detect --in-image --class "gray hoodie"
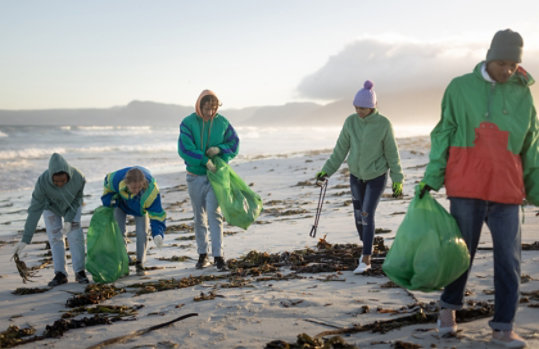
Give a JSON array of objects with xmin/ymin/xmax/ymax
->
[{"xmin": 22, "ymin": 153, "xmax": 86, "ymax": 243}]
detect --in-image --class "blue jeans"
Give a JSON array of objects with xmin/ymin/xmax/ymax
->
[
  {"xmin": 43, "ymin": 208, "xmax": 85, "ymax": 277},
  {"xmin": 187, "ymin": 174, "xmax": 224, "ymax": 257},
  {"xmin": 114, "ymin": 207, "xmax": 148, "ymax": 264},
  {"xmin": 350, "ymin": 173, "xmax": 387, "ymax": 256},
  {"xmin": 440, "ymin": 198, "xmax": 521, "ymax": 331}
]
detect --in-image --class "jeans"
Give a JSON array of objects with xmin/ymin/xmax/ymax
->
[
  {"xmin": 187, "ymin": 173, "xmax": 224, "ymax": 257},
  {"xmin": 349, "ymin": 173, "xmax": 387, "ymax": 256},
  {"xmin": 43, "ymin": 208, "xmax": 85, "ymax": 277},
  {"xmin": 440, "ymin": 198, "xmax": 521, "ymax": 331},
  {"xmin": 114, "ymin": 207, "xmax": 148, "ymax": 264}
]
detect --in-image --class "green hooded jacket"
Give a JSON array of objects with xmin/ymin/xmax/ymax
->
[
  {"xmin": 423, "ymin": 62, "xmax": 538, "ymax": 205},
  {"xmin": 22, "ymin": 153, "xmax": 86, "ymax": 243},
  {"xmin": 322, "ymin": 110, "xmax": 404, "ymax": 183},
  {"xmin": 178, "ymin": 90, "xmax": 239, "ymax": 175}
]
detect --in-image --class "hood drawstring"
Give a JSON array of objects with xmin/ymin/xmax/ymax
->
[{"xmin": 199, "ymin": 117, "xmax": 214, "ymax": 152}]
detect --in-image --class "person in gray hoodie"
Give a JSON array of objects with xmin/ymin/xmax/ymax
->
[{"xmin": 12, "ymin": 153, "xmax": 88, "ymax": 286}]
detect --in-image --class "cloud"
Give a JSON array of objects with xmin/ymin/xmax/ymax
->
[{"xmin": 296, "ymin": 38, "xmax": 538, "ymax": 101}]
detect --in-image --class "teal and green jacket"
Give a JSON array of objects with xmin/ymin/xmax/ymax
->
[
  {"xmin": 423, "ymin": 62, "xmax": 538, "ymax": 205},
  {"xmin": 101, "ymin": 166, "xmax": 166, "ymax": 238},
  {"xmin": 23, "ymin": 153, "xmax": 86, "ymax": 243},
  {"xmin": 322, "ymin": 110, "xmax": 404, "ymax": 183},
  {"xmin": 178, "ymin": 91, "xmax": 239, "ymax": 175}
]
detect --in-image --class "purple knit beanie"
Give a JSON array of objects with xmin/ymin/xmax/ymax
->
[{"xmin": 353, "ymin": 80, "xmax": 377, "ymax": 108}]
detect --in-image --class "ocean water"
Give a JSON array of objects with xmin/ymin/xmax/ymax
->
[{"xmin": 0, "ymin": 123, "xmax": 431, "ymax": 238}]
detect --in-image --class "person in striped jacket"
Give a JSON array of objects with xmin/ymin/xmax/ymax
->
[{"xmin": 101, "ymin": 166, "xmax": 166, "ymax": 276}]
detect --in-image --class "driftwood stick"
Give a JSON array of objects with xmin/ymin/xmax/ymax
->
[{"xmin": 86, "ymin": 312, "xmax": 198, "ymax": 349}]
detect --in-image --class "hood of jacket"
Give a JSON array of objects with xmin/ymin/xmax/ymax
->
[
  {"xmin": 48, "ymin": 153, "xmax": 74, "ymax": 182},
  {"xmin": 195, "ymin": 89, "xmax": 219, "ymax": 121}
]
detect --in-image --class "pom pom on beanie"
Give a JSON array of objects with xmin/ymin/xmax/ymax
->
[{"xmin": 353, "ymin": 80, "xmax": 377, "ymax": 108}]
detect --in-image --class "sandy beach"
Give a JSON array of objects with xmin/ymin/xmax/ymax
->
[{"xmin": 1, "ymin": 135, "xmax": 538, "ymax": 349}]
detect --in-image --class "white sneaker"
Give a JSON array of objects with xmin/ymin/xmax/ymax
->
[
  {"xmin": 437, "ymin": 308, "xmax": 457, "ymax": 336},
  {"xmin": 353, "ymin": 256, "xmax": 371, "ymax": 274},
  {"xmin": 491, "ymin": 330, "xmax": 527, "ymax": 348}
]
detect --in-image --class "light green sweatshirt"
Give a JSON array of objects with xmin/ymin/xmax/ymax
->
[
  {"xmin": 322, "ymin": 111, "xmax": 404, "ymax": 183},
  {"xmin": 22, "ymin": 153, "xmax": 86, "ymax": 243}
]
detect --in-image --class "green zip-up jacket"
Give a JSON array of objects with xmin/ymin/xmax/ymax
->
[
  {"xmin": 22, "ymin": 153, "xmax": 86, "ymax": 243},
  {"xmin": 178, "ymin": 91, "xmax": 239, "ymax": 175},
  {"xmin": 423, "ymin": 62, "xmax": 538, "ymax": 205},
  {"xmin": 322, "ymin": 110, "xmax": 404, "ymax": 183}
]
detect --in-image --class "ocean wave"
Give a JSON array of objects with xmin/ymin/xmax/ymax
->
[
  {"xmin": 0, "ymin": 143, "xmax": 176, "ymax": 161},
  {"xmin": 0, "ymin": 130, "xmax": 7, "ymax": 138}
]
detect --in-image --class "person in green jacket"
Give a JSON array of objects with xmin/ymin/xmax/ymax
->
[
  {"xmin": 420, "ymin": 29, "xmax": 537, "ymax": 348},
  {"xmin": 12, "ymin": 153, "xmax": 88, "ymax": 286},
  {"xmin": 178, "ymin": 90, "xmax": 239, "ymax": 272},
  {"xmin": 316, "ymin": 80, "xmax": 404, "ymax": 274}
]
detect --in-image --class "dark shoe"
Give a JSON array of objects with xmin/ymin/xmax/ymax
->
[
  {"xmin": 48, "ymin": 272, "xmax": 68, "ymax": 287},
  {"xmin": 215, "ymin": 257, "xmax": 228, "ymax": 272},
  {"xmin": 196, "ymin": 254, "xmax": 211, "ymax": 269},
  {"xmin": 135, "ymin": 262, "xmax": 147, "ymax": 276},
  {"xmin": 75, "ymin": 270, "xmax": 89, "ymax": 284}
]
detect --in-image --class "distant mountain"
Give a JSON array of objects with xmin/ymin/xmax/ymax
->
[{"xmin": 0, "ymin": 93, "xmax": 443, "ymax": 127}]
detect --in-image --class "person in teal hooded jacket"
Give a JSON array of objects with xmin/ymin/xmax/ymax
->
[
  {"xmin": 420, "ymin": 29, "xmax": 537, "ymax": 348},
  {"xmin": 178, "ymin": 90, "xmax": 239, "ymax": 271},
  {"xmin": 316, "ymin": 80, "xmax": 404, "ymax": 275},
  {"xmin": 12, "ymin": 153, "xmax": 88, "ymax": 286},
  {"xmin": 101, "ymin": 166, "xmax": 166, "ymax": 276}
]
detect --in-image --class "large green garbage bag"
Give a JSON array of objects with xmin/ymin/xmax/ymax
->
[
  {"xmin": 207, "ymin": 157, "xmax": 263, "ymax": 229},
  {"xmin": 382, "ymin": 189, "xmax": 470, "ymax": 292},
  {"xmin": 86, "ymin": 206, "xmax": 129, "ymax": 283}
]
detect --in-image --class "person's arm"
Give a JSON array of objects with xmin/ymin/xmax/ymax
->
[
  {"xmin": 521, "ymin": 105, "xmax": 539, "ymax": 205},
  {"xmin": 65, "ymin": 175, "xmax": 85, "ymax": 222},
  {"xmin": 218, "ymin": 122, "xmax": 240, "ymax": 162},
  {"xmin": 423, "ymin": 84, "xmax": 458, "ymax": 190},
  {"xmin": 21, "ymin": 185, "xmax": 46, "ymax": 244},
  {"xmin": 178, "ymin": 120, "xmax": 209, "ymax": 168},
  {"xmin": 101, "ymin": 172, "xmax": 118, "ymax": 207},
  {"xmin": 146, "ymin": 193, "xmax": 166, "ymax": 238},
  {"xmin": 322, "ymin": 123, "xmax": 350, "ymax": 177},
  {"xmin": 383, "ymin": 122, "xmax": 404, "ymax": 184}
]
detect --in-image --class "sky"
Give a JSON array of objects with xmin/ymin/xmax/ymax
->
[{"xmin": 1, "ymin": 0, "xmax": 539, "ymax": 110}]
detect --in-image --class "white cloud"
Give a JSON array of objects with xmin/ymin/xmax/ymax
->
[{"xmin": 296, "ymin": 37, "xmax": 538, "ymax": 101}]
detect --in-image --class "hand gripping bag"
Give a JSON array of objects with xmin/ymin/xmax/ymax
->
[
  {"xmin": 207, "ymin": 157, "xmax": 263, "ymax": 229},
  {"xmin": 382, "ymin": 189, "xmax": 470, "ymax": 292},
  {"xmin": 86, "ymin": 206, "xmax": 129, "ymax": 283}
]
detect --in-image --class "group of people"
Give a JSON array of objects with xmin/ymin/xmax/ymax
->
[
  {"xmin": 11, "ymin": 29, "xmax": 538, "ymax": 348},
  {"xmin": 318, "ymin": 28, "xmax": 537, "ymax": 348}
]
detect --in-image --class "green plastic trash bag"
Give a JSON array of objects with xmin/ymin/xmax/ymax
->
[
  {"xmin": 86, "ymin": 206, "xmax": 129, "ymax": 283},
  {"xmin": 207, "ymin": 157, "xmax": 263, "ymax": 229},
  {"xmin": 382, "ymin": 189, "xmax": 470, "ymax": 292}
]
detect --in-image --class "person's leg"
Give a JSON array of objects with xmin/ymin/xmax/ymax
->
[
  {"xmin": 206, "ymin": 178, "xmax": 224, "ymax": 258},
  {"xmin": 485, "ymin": 202, "xmax": 520, "ymax": 331},
  {"xmin": 187, "ymin": 174, "xmax": 209, "ymax": 255},
  {"xmin": 65, "ymin": 207, "xmax": 85, "ymax": 273},
  {"xmin": 43, "ymin": 210, "xmax": 67, "ymax": 276},
  {"xmin": 349, "ymin": 175, "xmax": 366, "ymax": 242},
  {"xmin": 359, "ymin": 173, "xmax": 387, "ymax": 257},
  {"xmin": 134, "ymin": 214, "xmax": 149, "ymax": 264},
  {"xmin": 114, "ymin": 207, "xmax": 127, "ymax": 239},
  {"xmin": 440, "ymin": 198, "xmax": 486, "ymax": 309}
]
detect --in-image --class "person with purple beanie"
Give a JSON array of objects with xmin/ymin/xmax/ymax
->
[{"xmin": 315, "ymin": 80, "xmax": 404, "ymax": 274}]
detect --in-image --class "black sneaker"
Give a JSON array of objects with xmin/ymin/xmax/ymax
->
[
  {"xmin": 48, "ymin": 272, "xmax": 68, "ymax": 287},
  {"xmin": 135, "ymin": 262, "xmax": 147, "ymax": 276},
  {"xmin": 75, "ymin": 270, "xmax": 89, "ymax": 284},
  {"xmin": 215, "ymin": 257, "xmax": 228, "ymax": 272},
  {"xmin": 196, "ymin": 254, "xmax": 211, "ymax": 269}
]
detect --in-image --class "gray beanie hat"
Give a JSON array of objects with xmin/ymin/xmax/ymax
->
[{"xmin": 486, "ymin": 29, "xmax": 523, "ymax": 63}]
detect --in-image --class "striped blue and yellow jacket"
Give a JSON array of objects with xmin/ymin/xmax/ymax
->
[{"xmin": 101, "ymin": 166, "xmax": 166, "ymax": 238}]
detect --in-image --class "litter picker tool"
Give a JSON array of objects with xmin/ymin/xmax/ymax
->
[{"xmin": 309, "ymin": 179, "xmax": 328, "ymax": 238}]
